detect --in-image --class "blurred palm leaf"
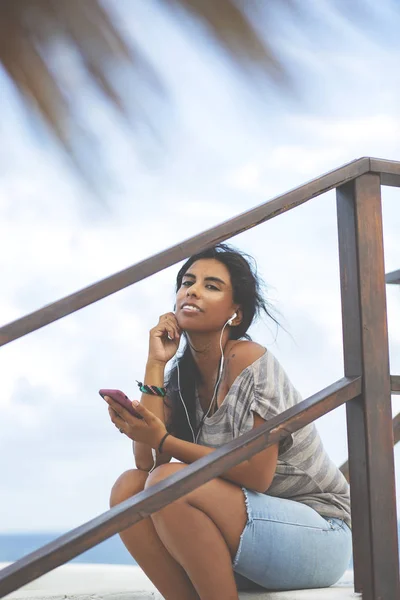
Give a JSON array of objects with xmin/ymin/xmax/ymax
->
[
  {"xmin": 164, "ymin": 0, "xmax": 284, "ymax": 76},
  {"xmin": 0, "ymin": 0, "xmax": 392, "ymax": 187},
  {"xmin": 0, "ymin": 0, "xmax": 285, "ymax": 186}
]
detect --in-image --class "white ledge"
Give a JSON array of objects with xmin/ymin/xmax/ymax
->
[{"xmin": 1, "ymin": 563, "xmax": 357, "ymax": 599}]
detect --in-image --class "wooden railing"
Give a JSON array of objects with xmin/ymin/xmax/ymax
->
[
  {"xmin": 392, "ymin": 375, "xmax": 400, "ymax": 394},
  {"xmin": 339, "ymin": 268, "xmax": 400, "ymax": 481},
  {"xmin": 0, "ymin": 157, "xmax": 399, "ymax": 600},
  {"xmin": 386, "ymin": 269, "xmax": 400, "ymax": 284}
]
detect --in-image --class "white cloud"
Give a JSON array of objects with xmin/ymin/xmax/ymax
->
[
  {"xmin": 1, "ymin": 6, "xmax": 400, "ymax": 533},
  {"xmin": 229, "ymin": 163, "xmax": 262, "ymax": 192},
  {"xmin": 226, "ymin": 113, "xmax": 400, "ymax": 198}
]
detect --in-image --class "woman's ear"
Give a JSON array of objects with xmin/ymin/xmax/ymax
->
[{"xmin": 231, "ymin": 308, "xmax": 242, "ymax": 326}]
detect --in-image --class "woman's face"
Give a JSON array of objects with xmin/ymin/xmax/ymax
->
[{"xmin": 175, "ymin": 258, "xmax": 238, "ymax": 332}]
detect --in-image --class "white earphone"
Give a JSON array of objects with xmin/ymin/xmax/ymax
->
[
  {"xmin": 177, "ymin": 311, "xmax": 238, "ymax": 444},
  {"xmin": 227, "ymin": 312, "xmax": 237, "ymax": 325}
]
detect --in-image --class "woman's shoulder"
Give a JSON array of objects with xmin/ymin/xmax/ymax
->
[{"xmin": 225, "ymin": 340, "xmax": 266, "ymax": 387}]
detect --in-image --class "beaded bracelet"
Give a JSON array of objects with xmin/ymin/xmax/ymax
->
[{"xmin": 136, "ymin": 380, "xmax": 166, "ymax": 397}]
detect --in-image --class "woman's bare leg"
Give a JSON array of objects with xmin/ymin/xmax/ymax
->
[
  {"xmin": 150, "ymin": 497, "xmax": 240, "ymax": 600},
  {"xmin": 110, "ymin": 468, "xmax": 199, "ymax": 600},
  {"xmin": 146, "ymin": 464, "xmax": 247, "ymax": 600}
]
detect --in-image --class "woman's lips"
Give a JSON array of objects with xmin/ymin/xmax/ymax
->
[{"xmin": 181, "ymin": 304, "xmax": 202, "ymax": 313}]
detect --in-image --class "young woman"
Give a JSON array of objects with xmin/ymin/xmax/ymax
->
[{"xmin": 106, "ymin": 243, "xmax": 352, "ymax": 600}]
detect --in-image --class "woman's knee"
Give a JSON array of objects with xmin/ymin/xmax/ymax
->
[
  {"xmin": 110, "ymin": 468, "xmax": 149, "ymax": 508},
  {"xmin": 145, "ymin": 463, "xmax": 186, "ymax": 490}
]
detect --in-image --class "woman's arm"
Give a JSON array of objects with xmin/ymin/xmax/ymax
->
[
  {"xmin": 134, "ymin": 312, "xmax": 181, "ymax": 471},
  {"xmin": 161, "ymin": 412, "xmax": 278, "ymax": 493},
  {"xmin": 133, "ymin": 360, "xmax": 173, "ymax": 471}
]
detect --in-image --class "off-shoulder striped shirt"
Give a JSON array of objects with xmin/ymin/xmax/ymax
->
[{"xmin": 195, "ymin": 349, "xmax": 351, "ymax": 528}]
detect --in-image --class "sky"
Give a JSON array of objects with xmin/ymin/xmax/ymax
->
[{"xmin": 0, "ymin": 0, "xmax": 400, "ymax": 533}]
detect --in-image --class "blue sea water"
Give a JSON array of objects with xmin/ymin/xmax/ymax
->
[
  {"xmin": 0, "ymin": 532, "xmax": 136, "ymax": 565},
  {"xmin": 1, "ymin": 524, "xmax": 400, "ymax": 567}
]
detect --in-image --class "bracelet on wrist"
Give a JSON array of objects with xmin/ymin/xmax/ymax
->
[
  {"xmin": 158, "ymin": 432, "xmax": 170, "ymax": 454},
  {"xmin": 136, "ymin": 380, "xmax": 166, "ymax": 397}
]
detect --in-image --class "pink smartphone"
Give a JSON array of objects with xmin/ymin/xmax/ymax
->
[{"xmin": 99, "ymin": 389, "xmax": 144, "ymax": 419}]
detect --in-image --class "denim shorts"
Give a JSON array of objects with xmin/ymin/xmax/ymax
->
[{"xmin": 232, "ymin": 488, "xmax": 352, "ymax": 591}]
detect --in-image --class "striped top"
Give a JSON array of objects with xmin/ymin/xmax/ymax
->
[{"xmin": 195, "ymin": 350, "xmax": 352, "ymax": 528}]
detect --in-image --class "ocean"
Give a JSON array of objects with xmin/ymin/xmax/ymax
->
[
  {"xmin": 0, "ymin": 533, "xmax": 136, "ymax": 565},
  {"xmin": 1, "ymin": 524, "xmax": 400, "ymax": 567}
]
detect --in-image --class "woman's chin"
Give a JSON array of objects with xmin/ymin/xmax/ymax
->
[
  {"xmin": 177, "ymin": 319, "xmax": 206, "ymax": 334},
  {"xmin": 176, "ymin": 312, "xmax": 202, "ymax": 328}
]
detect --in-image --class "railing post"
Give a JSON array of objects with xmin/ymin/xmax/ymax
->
[{"xmin": 337, "ymin": 173, "xmax": 399, "ymax": 599}]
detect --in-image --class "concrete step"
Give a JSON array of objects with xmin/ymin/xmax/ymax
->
[{"xmin": 1, "ymin": 563, "xmax": 358, "ymax": 600}]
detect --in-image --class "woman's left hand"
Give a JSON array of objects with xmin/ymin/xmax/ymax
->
[{"xmin": 104, "ymin": 396, "xmax": 167, "ymax": 449}]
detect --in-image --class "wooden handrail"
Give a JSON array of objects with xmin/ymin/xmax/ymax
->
[
  {"xmin": 340, "ymin": 411, "xmax": 400, "ymax": 483},
  {"xmin": 0, "ymin": 376, "xmax": 361, "ymax": 598},
  {"xmin": 3, "ymin": 155, "xmax": 396, "ymax": 348},
  {"xmin": 394, "ymin": 411, "xmax": 400, "ymax": 447},
  {"xmin": 369, "ymin": 158, "xmax": 400, "ymax": 187},
  {"xmin": 339, "ymin": 376, "xmax": 400, "ymax": 482},
  {"xmin": 2, "ymin": 156, "xmax": 399, "ymax": 349},
  {"xmin": 391, "ymin": 375, "xmax": 400, "ymax": 394},
  {"xmin": 385, "ymin": 270, "xmax": 400, "ymax": 284}
]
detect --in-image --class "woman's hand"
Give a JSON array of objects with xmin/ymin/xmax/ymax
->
[
  {"xmin": 148, "ymin": 312, "xmax": 181, "ymax": 365},
  {"xmin": 104, "ymin": 395, "xmax": 167, "ymax": 449}
]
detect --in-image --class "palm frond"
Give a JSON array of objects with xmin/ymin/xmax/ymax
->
[
  {"xmin": 0, "ymin": 0, "xmax": 284, "ymax": 183},
  {"xmin": 165, "ymin": 0, "xmax": 285, "ymax": 78},
  {"xmin": 2, "ymin": 0, "xmax": 394, "ymax": 189},
  {"xmin": 0, "ymin": 0, "xmax": 164, "ymax": 187}
]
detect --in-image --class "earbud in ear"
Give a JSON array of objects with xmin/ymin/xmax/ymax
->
[{"xmin": 227, "ymin": 312, "xmax": 237, "ymax": 325}]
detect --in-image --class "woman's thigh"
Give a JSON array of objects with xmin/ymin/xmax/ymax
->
[
  {"xmin": 110, "ymin": 469, "xmax": 148, "ymax": 506},
  {"xmin": 233, "ymin": 489, "xmax": 352, "ymax": 591},
  {"xmin": 146, "ymin": 462, "xmax": 247, "ymax": 559}
]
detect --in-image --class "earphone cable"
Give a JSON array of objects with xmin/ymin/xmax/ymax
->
[
  {"xmin": 195, "ymin": 321, "xmax": 229, "ymax": 442},
  {"xmin": 175, "ymin": 318, "xmax": 231, "ymax": 444}
]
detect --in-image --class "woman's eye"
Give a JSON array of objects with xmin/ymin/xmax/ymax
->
[{"xmin": 181, "ymin": 281, "xmax": 218, "ymax": 290}]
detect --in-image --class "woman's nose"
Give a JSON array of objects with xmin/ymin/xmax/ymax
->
[{"xmin": 186, "ymin": 285, "xmax": 199, "ymax": 297}]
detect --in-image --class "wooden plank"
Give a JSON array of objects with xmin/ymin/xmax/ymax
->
[
  {"xmin": 0, "ymin": 158, "xmax": 371, "ymax": 347},
  {"xmin": 0, "ymin": 376, "xmax": 361, "ymax": 598},
  {"xmin": 369, "ymin": 157, "xmax": 400, "ymax": 187},
  {"xmin": 394, "ymin": 411, "xmax": 400, "ymax": 445},
  {"xmin": 337, "ymin": 179, "xmax": 373, "ymax": 595},
  {"xmin": 337, "ymin": 174, "xmax": 399, "ymax": 600},
  {"xmin": 391, "ymin": 375, "xmax": 400, "ymax": 393},
  {"xmin": 337, "ymin": 376, "xmax": 400, "ymax": 482},
  {"xmin": 385, "ymin": 269, "xmax": 400, "ymax": 284},
  {"xmin": 340, "ymin": 409, "xmax": 400, "ymax": 482}
]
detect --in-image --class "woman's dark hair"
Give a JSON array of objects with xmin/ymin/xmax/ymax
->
[{"xmin": 164, "ymin": 243, "xmax": 279, "ymax": 441}]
